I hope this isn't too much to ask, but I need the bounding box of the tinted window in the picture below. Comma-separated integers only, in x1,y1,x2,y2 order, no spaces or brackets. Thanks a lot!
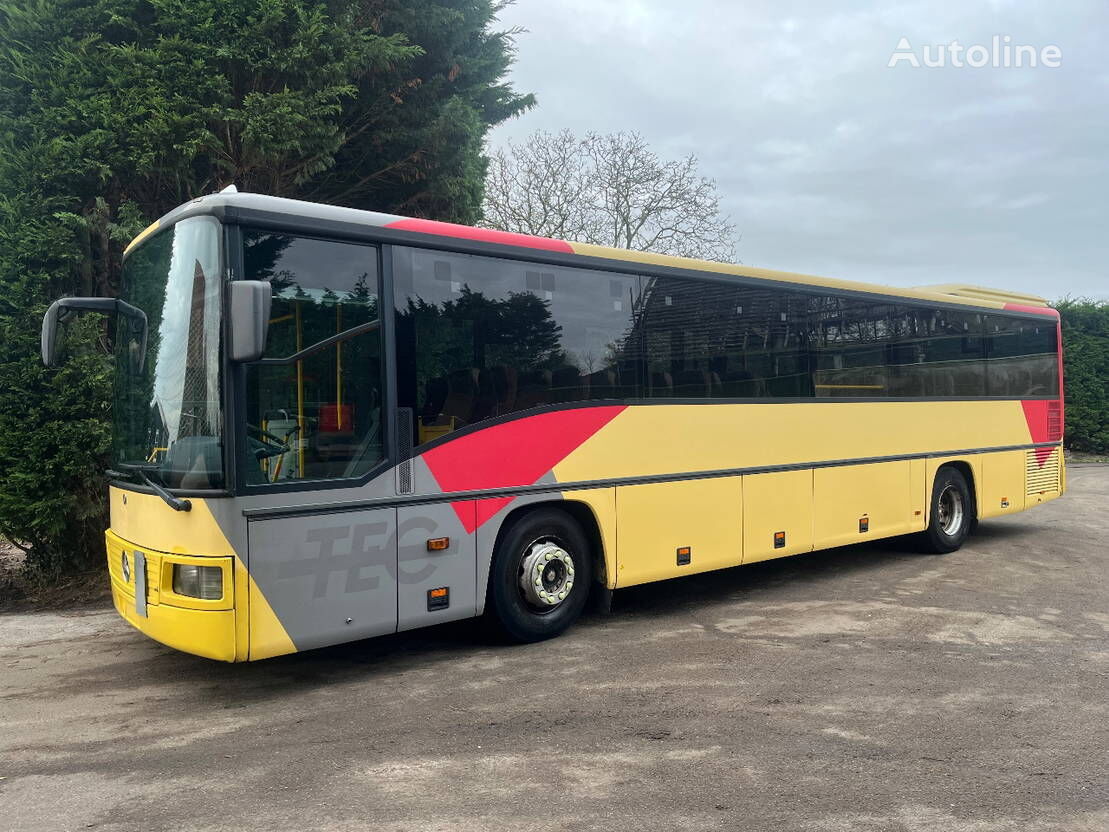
639,279,814,399
394,248,642,446
983,315,1059,396
241,231,384,484
811,298,897,397
395,247,1057,419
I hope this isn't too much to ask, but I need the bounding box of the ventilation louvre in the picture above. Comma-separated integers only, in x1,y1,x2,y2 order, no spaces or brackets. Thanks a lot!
396,408,414,495
1047,401,1062,441
1026,447,1061,496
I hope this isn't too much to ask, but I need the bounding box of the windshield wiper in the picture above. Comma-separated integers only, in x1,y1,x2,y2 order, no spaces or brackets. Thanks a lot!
113,462,192,512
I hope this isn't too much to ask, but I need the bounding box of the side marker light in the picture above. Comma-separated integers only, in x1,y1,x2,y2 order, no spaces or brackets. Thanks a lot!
427,587,450,611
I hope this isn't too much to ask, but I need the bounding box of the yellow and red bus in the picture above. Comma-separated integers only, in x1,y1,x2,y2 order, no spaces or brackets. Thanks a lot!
41,191,1065,661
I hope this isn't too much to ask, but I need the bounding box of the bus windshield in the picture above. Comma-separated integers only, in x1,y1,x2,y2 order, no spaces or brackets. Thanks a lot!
112,216,224,490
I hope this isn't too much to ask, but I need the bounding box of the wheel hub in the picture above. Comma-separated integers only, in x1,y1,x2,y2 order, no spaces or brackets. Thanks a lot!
937,485,965,535
519,541,575,609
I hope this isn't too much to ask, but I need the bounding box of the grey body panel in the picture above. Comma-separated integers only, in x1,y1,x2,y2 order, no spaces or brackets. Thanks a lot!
397,500,477,631
247,508,398,651
227,458,511,646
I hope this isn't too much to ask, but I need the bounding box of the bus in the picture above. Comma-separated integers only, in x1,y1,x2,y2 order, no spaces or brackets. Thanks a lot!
40,190,1065,661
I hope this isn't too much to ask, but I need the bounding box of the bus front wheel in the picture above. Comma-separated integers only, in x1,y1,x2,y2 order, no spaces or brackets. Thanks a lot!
918,466,974,554
487,507,593,643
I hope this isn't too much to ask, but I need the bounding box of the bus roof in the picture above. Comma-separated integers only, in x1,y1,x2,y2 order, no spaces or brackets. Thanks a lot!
129,191,1054,316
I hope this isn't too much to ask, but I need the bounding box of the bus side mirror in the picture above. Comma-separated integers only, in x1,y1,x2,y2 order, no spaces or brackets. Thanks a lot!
41,297,146,369
229,280,272,362
41,300,68,367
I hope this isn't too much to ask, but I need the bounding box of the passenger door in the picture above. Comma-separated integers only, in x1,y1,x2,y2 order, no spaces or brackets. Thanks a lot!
236,230,395,657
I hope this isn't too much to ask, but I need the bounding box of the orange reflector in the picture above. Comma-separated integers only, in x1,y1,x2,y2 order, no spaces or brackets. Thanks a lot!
427,586,450,611
426,537,450,551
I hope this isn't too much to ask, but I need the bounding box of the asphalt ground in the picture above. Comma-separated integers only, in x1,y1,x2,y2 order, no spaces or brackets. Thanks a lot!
2,466,1107,832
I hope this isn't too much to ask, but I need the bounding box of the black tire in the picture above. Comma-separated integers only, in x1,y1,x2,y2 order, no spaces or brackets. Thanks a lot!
917,466,975,554
486,507,593,643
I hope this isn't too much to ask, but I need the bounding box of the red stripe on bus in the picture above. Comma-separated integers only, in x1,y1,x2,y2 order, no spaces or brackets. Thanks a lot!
384,218,574,253
1020,400,1061,465
421,406,626,532
1002,302,1059,318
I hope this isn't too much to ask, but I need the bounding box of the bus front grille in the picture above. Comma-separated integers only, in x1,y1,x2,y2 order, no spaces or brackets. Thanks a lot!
1026,448,1061,496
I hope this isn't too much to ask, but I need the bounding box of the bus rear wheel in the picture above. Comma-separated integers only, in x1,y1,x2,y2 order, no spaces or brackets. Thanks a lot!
487,507,592,643
918,466,974,554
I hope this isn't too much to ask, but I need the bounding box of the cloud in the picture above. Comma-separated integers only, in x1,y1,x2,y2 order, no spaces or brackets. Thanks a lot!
489,0,1109,299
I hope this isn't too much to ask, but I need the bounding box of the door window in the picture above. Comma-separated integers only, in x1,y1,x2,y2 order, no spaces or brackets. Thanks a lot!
241,231,384,484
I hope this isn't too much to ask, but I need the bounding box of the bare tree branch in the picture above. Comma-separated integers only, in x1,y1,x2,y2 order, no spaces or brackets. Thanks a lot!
481,129,737,262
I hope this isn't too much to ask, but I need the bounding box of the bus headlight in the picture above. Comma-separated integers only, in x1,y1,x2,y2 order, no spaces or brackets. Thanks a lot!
172,564,223,600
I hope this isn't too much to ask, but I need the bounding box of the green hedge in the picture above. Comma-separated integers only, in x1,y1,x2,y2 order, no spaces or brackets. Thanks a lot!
0,0,531,576
1056,300,1109,455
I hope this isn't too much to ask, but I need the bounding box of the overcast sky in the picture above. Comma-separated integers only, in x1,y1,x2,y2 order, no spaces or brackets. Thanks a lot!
488,0,1108,301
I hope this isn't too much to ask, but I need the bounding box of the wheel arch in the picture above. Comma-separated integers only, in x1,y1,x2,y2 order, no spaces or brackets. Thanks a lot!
478,497,609,614
928,458,980,523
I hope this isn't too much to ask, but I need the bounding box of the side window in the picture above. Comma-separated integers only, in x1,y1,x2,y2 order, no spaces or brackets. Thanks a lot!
809,297,870,397
640,279,813,400
241,231,383,484
393,247,642,447
918,310,986,396
983,314,1059,396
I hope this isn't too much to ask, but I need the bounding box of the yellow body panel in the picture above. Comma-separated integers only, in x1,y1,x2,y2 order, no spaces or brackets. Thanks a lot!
742,470,814,563
554,400,1059,586
560,487,619,590
909,458,928,526
813,461,915,549
615,477,743,587
553,401,1035,486
107,487,295,662
109,487,235,556
247,581,299,661
979,450,1028,517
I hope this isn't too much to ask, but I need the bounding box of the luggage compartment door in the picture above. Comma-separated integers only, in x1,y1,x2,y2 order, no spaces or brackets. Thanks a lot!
248,508,397,657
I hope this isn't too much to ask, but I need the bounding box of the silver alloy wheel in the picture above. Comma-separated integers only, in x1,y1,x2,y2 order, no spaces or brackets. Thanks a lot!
936,484,965,536
518,540,575,610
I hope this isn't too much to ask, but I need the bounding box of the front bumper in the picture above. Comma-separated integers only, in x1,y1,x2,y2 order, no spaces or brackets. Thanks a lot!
106,530,237,662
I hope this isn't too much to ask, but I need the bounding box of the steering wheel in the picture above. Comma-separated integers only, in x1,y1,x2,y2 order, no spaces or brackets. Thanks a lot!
246,423,295,460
